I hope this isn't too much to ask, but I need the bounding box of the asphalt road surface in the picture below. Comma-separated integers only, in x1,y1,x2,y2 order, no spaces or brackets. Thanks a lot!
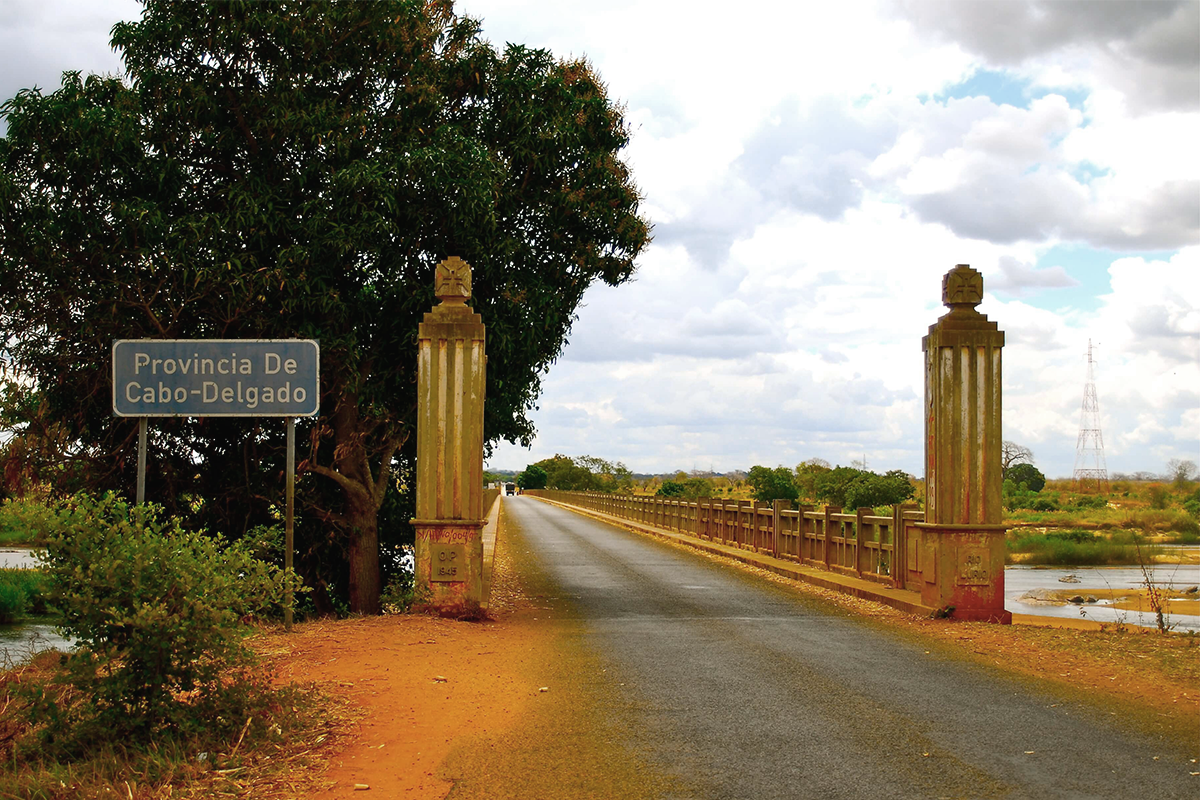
505,496,1197,800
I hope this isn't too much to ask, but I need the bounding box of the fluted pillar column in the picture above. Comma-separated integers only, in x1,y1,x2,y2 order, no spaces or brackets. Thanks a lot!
413,257,487,617
916,264,1011,623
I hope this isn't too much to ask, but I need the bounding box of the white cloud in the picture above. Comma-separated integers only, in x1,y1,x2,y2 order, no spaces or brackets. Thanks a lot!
2,0,1195,481
891,0,1200,113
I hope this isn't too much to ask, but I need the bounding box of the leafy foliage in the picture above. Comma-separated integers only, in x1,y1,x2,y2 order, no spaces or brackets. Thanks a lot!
0,568,47,622
656,477,714,499
516,464,548,490
814,467,914,509
793,458,832,501
746,466,800,505
1183,489,1200,520
1006,463,1046,493
0,495,63,545
656,481,686,497
32,493,299,741
527,454,632,492
0,1,649,613
1067,494,1107,510
1147,485,1170,510
1003,483,1059,511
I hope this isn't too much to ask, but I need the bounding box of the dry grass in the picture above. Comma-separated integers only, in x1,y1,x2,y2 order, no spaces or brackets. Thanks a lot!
0,633,351,800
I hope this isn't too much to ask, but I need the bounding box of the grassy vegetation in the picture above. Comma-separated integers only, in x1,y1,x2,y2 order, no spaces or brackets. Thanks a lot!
0,496,62,546
0,568,48,624
1005,530,1146,566
1004,480,1200,562
0,651,338,799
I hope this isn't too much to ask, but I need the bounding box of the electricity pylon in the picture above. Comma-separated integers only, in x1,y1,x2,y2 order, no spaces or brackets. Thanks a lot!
1072,339,1109,492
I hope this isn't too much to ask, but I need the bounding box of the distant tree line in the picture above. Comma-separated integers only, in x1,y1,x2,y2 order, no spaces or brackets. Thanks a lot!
513,453,920,509
744,462,916,509
517,454,633,493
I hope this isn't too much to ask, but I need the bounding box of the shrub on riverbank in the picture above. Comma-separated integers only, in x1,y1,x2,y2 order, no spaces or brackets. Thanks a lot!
0,497,62,546
0,492,327,797
1006,506,1199,541
27,492,302,745
1006,530,1145,566
0,568,46,623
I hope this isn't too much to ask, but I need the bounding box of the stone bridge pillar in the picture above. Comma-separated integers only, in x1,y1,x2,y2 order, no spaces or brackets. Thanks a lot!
413,257,487,617
917,265,1011,623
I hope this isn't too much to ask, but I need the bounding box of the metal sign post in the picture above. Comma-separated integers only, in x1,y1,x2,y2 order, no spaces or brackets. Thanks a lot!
113,339,319,632
136,417,147,505
285,417,295,631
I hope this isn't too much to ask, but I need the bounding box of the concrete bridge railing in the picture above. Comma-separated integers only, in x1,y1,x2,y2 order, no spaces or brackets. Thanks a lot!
526,491,926,590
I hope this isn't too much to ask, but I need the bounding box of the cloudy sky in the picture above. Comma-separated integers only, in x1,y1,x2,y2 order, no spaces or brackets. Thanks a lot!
3,0,1197,479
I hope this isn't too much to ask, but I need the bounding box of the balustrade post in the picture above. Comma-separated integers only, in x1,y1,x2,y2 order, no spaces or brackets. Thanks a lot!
823,505,838,569
891,504,904,587
855,508,870,576
772,499,783,558
797,504,812,561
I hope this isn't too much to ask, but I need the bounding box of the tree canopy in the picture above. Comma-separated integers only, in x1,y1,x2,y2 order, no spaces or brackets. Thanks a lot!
1006,463,1046,493
1001,441,1034,477
516,464,547,491
0,0,649,613
524,454,632,492
814,467,914,510
746,465,799,505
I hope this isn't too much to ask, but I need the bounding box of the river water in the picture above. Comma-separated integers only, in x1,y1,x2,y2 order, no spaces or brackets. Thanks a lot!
0,548,74,662
1006,562,1200,632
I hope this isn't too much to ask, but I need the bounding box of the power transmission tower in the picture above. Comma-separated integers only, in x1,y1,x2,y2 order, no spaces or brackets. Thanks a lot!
1072,339,1109,492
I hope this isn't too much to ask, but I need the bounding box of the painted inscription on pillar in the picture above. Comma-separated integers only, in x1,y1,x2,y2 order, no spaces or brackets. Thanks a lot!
957,547,990,586
430,543,467,582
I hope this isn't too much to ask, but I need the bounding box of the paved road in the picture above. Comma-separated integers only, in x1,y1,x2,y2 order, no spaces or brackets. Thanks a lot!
505,496,1197,800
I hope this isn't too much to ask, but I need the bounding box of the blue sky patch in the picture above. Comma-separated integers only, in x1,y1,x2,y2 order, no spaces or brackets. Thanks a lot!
1022,244,1176,313
934,69,1088,112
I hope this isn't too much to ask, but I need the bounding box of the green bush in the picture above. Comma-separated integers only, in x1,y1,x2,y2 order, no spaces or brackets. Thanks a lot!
656,480,687,498
32,493,301,741
1147,484,1169,510
1006,463,1046,492
1007,531,1141,566
0,567,47,621
1182,489,1200,520
1068,494,1108,510
814,467,914,509
747,466,800,505
0,496,63,545
1005,484,1060,511
516,464,548,490
0,580,28,624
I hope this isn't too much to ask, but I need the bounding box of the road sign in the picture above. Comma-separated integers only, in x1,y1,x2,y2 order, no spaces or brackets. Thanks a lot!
112,339,319,417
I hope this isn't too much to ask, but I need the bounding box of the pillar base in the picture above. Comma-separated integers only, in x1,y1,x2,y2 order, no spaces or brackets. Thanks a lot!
413,518,486,618
915,523,1011,624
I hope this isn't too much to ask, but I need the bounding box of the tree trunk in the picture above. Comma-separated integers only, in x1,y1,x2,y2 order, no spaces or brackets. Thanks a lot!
345,500,381,615
307,387,399,616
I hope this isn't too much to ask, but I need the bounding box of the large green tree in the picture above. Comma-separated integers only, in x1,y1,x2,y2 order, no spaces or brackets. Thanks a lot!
746,465,799,505
0,0,649,612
